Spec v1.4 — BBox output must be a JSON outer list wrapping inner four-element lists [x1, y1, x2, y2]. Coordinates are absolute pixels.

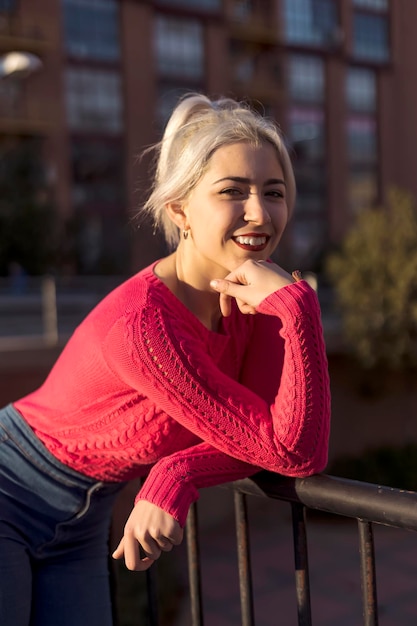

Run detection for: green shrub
[[326, 188, 417, 370]]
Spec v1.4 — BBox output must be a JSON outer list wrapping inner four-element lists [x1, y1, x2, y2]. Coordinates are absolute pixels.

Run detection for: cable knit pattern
[[14, 261, 330, 526]]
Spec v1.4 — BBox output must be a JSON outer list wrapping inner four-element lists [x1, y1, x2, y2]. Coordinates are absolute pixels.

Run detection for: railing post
[[291, 502, 312, 626], [358, 520, 379, 626], [186, 503, 204, 626], [234, 491, 255, 626], [41, 275, 58, 345], [145, 565, 159, 626]]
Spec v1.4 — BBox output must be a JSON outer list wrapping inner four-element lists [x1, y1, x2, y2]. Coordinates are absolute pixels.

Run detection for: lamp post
[[0, 51, 43, 118], [0, 51, 42, 80]]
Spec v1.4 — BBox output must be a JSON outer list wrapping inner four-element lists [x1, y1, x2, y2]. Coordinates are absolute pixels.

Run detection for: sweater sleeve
[[105, 279, 330, 478], [136, 442, 259, 526], [240, 280, 331, 474]]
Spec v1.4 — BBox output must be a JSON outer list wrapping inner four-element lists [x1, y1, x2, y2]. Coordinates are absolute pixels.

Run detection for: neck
[[155, 252, 223, 332]]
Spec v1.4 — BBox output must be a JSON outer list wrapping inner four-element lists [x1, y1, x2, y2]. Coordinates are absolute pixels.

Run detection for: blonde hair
[[142, 93, 296, 249]]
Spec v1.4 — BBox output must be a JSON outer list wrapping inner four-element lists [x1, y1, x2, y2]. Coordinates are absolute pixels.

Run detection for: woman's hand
[[112, 500, 184, 571], [210, 259, 294, 317]]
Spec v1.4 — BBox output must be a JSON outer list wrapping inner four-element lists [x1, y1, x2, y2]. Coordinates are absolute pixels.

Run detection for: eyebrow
[[212, 176, 286, 187]]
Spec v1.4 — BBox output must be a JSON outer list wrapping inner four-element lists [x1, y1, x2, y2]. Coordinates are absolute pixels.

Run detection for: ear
[[165, 201, 189, 230]]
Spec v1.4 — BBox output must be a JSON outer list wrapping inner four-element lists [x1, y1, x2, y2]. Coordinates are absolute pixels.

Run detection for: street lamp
[[0, 51, 43, 119], [0, 51, 42, 80]]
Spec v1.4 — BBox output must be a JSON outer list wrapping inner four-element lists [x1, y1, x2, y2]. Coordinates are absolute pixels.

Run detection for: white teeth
[[235, 236, 266, 246]]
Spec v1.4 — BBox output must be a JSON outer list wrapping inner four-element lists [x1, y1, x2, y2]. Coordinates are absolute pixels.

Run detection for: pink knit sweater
[[14, 261, 330, 526]]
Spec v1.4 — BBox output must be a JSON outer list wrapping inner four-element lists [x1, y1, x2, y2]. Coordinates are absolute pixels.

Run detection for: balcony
[[0, 91, 52, 134], [229, 52, 284, 104], [229, 19, 280, 47], [0, 11, 52, 55]]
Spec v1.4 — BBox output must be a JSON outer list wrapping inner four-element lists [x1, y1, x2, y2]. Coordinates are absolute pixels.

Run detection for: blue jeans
[[0, 404, 125, 626]]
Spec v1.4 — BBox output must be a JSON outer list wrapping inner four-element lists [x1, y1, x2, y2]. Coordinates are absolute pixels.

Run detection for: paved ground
[[171, 487, 417, 626]]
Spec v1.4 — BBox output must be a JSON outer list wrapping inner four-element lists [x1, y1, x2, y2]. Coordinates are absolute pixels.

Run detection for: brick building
[[0, 0, 411, 275]]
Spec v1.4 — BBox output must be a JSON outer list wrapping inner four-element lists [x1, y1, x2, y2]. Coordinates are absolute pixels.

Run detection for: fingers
[[112, 537, 124, 560], [211, 277, 259, 315], [112, 533, 158, 572], [211, 280, 241, 317], [219, 291, 232, 317], [112, 501, 184, 572], [211, 259, 294, 312], [156, 536, 175, 552], [127, 531, 155, 570]]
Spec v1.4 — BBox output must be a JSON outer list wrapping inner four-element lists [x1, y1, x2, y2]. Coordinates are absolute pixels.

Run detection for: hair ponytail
[[140, 93, 296, 249], [156, 94, 213, 185]]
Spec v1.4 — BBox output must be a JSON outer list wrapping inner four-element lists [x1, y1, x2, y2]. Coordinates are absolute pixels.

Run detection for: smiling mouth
[[233, 235, 269, 251]]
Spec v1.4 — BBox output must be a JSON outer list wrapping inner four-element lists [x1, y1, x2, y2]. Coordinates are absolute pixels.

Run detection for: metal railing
[[0, 275, 124, 343], [144, 472, 417, 626]]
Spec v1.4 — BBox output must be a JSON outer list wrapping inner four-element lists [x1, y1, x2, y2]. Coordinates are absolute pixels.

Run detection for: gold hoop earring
[[183, 230, 189, 240]]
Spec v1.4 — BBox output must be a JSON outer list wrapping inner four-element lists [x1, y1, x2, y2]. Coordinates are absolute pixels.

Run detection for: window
[[285, 50, 326, 271], [349, 165, 378, 213], [65, 68, 123, 133], [71, 139, 124, 207], [346, 67, 378, 213], [0, 0, 16, 11], [347, 116, 377, 162], [62, 0, 120, 61], [230, 0, 253, 22], [289, 106, 325, 160], [286, 50, 327, 268], [353, 13, 389, 62], [290, 216, 328, 267], [156, 0, 221, 10], [230, 41, 256, 83], [0, 80, 19, 116], [353, 0, 388, 9], [287, 107, 327, 268], [288, 55, 324, 104], [156, 83, 199, 130], [230, 41, 282, 92], [233, 55, 256, 82], [70, 137, 127, 273], [229, 0, 275, 24], [283, 0, 339, 47], [74, 212, 129, 274], [346, 67, 376, 112], [292, 160, 327, 214], [155, 16, 204, 79]]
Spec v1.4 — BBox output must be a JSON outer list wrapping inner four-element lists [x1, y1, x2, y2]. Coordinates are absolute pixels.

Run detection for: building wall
[[120, 1, 164, 270], [0, 0, 413, 275], [380, 0, 417, 203]]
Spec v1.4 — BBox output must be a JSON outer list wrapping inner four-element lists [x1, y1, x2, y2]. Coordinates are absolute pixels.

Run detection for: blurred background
[[0, 0, 402, 277]]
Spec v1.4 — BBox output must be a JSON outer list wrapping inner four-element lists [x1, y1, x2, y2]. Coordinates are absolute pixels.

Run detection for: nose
[[243, 192, 271, 225]]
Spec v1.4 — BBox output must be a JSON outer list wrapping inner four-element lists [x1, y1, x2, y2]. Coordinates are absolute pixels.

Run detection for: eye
[[265, 189, 285, 199], [219, 187, 244, 197]]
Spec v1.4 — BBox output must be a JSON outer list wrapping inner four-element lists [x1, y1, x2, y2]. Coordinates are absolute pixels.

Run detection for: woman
[[0, 93, 330, 625]]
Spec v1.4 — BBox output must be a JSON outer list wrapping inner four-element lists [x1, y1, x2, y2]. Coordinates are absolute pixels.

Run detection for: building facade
[[0, 0, 411, 275]]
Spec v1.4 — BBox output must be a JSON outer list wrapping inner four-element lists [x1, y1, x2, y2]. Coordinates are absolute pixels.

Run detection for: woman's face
[[175, 141, 289, 279]]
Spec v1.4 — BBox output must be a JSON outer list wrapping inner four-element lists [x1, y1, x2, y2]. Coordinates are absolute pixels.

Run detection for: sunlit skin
[[156, 141, 294, 330], [113, 141, 297, 571], [171, 141, 288, 276]]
